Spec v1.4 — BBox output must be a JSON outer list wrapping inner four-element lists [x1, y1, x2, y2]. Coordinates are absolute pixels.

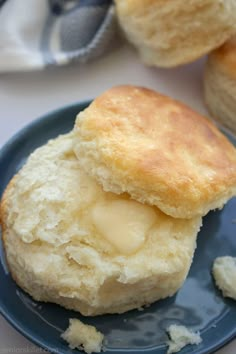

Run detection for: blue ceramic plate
[[0, 102, 236, 354]]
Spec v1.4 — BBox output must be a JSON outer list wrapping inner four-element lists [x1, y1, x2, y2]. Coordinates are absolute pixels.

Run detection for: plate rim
[[0, 101, 236, 354]]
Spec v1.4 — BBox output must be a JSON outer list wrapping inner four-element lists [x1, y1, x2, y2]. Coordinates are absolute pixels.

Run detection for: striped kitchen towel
[[0, 0, 115, 72]]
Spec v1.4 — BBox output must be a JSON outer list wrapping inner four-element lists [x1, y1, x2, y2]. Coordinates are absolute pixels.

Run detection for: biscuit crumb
[[166, 324, 202, 354], [61, 319, 104, 354], [212, 256, 236, 300]]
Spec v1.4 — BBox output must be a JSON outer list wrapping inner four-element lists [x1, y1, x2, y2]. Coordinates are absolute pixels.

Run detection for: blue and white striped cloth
[[0, 0, 115, 72]]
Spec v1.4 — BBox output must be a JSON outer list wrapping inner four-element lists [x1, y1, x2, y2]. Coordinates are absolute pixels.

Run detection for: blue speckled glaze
[[0, 102, 235, 354]]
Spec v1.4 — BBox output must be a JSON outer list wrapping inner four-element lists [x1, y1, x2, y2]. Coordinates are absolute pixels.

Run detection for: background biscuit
[[115, 0, 236, 67], [204, 36, 236, 135]]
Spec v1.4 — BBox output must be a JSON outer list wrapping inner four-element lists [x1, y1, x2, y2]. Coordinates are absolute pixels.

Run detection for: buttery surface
[[1, 133, 201, 315], [74, 85, 236, 219]]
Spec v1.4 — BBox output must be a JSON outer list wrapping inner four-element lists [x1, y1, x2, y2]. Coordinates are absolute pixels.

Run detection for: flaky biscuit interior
[[1, 133, 201, 315]]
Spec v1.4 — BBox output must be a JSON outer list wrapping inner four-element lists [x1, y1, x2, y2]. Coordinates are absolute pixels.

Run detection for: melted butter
[[91, 199, 157, 255]]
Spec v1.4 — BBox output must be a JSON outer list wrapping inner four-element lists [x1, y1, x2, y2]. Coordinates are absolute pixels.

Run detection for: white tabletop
[[0, 43, 235, 354]]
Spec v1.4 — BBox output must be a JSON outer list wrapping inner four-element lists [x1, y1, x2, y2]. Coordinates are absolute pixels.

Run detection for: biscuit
[[0, 133, 201, 316], [115, 0, 236, 67], [204, 36, 236, 135], [73, 85, 236, 219]]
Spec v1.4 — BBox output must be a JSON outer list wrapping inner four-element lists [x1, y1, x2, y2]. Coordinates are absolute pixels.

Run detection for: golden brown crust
[[209, 36, 236, 80], [74, 85, 236, 218]]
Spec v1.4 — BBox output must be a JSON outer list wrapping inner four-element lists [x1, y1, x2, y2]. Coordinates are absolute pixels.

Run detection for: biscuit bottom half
[[0, 133, 202, 316]]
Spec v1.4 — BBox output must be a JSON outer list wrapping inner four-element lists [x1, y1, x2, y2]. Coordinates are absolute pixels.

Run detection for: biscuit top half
[[73, 85, 236, 219], [209, 36, 236, 80]]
